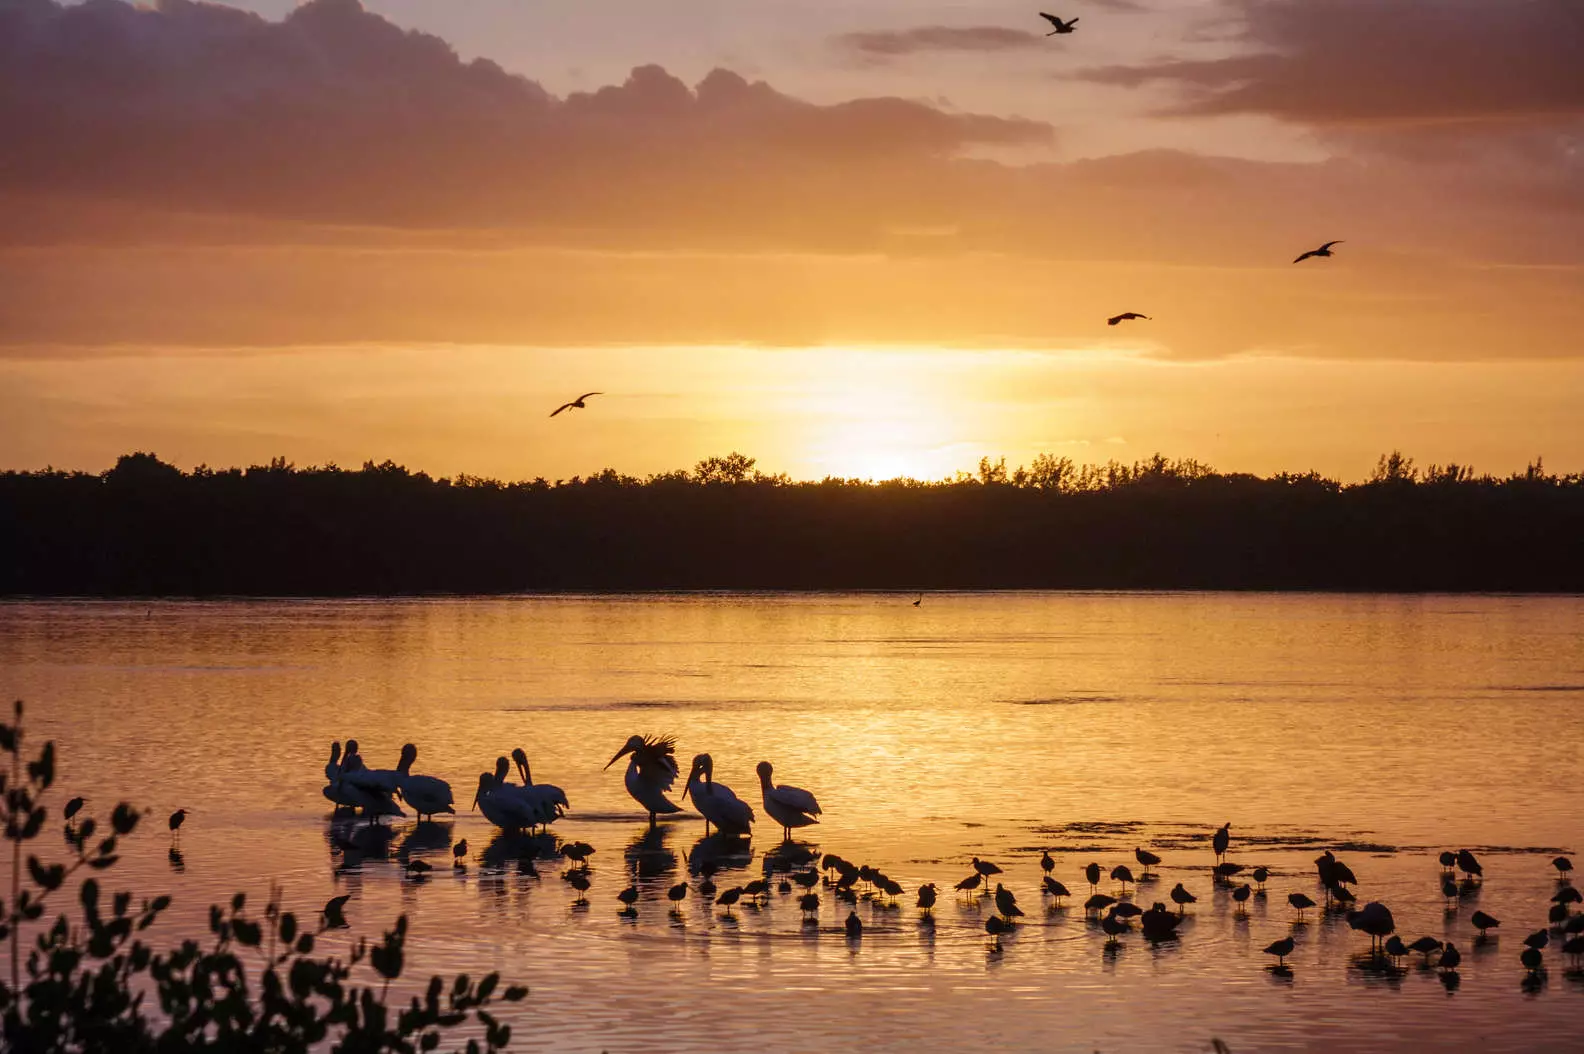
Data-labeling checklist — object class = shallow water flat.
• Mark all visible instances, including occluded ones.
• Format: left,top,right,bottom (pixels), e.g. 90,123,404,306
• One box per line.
3,593,1583,1052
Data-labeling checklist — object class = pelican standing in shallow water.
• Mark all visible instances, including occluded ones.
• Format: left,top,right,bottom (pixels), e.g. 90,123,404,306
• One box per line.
606,734,682,828
682,754,755,836
392,743,454,822
512,747,569,833
756,761,821,841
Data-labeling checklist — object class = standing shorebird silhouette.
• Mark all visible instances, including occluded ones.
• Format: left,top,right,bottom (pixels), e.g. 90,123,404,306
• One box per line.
757,761,821,841
1293,240,1343,263
549,391,603,417
1213,823,1231,864
168,808,187,848
1039,12,1078,34
605,734,682,828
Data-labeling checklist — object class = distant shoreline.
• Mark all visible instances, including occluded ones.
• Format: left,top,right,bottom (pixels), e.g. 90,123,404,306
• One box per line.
5,451,1583,595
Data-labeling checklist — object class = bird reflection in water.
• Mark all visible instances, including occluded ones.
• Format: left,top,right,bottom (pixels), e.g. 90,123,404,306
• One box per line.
626,823,677,880
687,832,753,877
480,830,548,874
397,820,453,859
167,846,184,872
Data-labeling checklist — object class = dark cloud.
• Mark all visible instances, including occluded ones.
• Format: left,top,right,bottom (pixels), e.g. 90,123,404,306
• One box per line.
0,0,1052,234
836,25,1045,57
1075,0,1584,127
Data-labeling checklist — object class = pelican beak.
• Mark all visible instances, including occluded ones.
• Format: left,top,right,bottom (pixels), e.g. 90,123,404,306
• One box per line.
470,792,479,812
604,746,633,771
682,779,692,802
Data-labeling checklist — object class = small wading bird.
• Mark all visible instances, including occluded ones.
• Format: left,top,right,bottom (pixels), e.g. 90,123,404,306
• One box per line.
917,883,938,916
1471,910,1500,937
1134,847,1161,877
1108,313,1151,326
1264,935,1295,969
682,753,755,836
973,857,1004,883
995,884,1024,923
1346,901,1395,954
846,911,863,938
606,735,682,828
1288,892,1316,921
756,761,822,841
168,808,187,847
1043,876,1071,903
667,882,688,914
1039,12,1078,34
1170,882,1197,915
1293,240,1343,264
1555,856,1574,878
549,391,602,417
1212,823,1231,865
1040,850,1055,875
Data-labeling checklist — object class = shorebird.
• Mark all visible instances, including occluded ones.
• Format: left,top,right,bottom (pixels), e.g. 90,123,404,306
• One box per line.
1170,883,1197,915
1141,903,1182,941
1134,847,1161,877
1040,850,1055,875
617,885,639,911
846,911,863,938
1252,866,1269,891
1521,946,1543,976
566,870,591,904
1442,875,1460,909
1108,313,1151,326
1043,877,1071,902
1408,936,1443,964
606,735,682,828
1439,942,1462,972
1039,12,1078,34
1288,892,1316,921
716,886,742,916
1471,910,1500,937
1232,883,1252,914
1085,893,1116,916
1555,856,1574,878
1100,911,1127,945
756,761,821,841
1456,849,1482,881
1212,823,1231,864
168,808,187,848
1085,862,1102,892
452,840,468,868
1346,901,1395,953
667,882,688,914
1263,936,1295,968
682,754,755,836
1438,850,1457,874
799,892,820,919
956,873,982,899
549,392,602,417
1293,240,1343,264
995,884,1025,922
973,857,1004,882
917,883,938,915
1111,864,1136,893
1384,935,1407,965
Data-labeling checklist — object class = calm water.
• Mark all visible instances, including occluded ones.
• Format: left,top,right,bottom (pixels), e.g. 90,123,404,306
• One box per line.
4,593,1584,1052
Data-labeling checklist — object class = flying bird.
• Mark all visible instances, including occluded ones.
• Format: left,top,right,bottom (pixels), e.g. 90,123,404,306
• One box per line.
1108,313,1151,326
1293,240,1343,264
549,392,603,417
1039,12,1079,34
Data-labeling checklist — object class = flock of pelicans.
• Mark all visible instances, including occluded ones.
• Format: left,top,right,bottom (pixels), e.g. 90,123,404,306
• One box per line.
320,737,1583,984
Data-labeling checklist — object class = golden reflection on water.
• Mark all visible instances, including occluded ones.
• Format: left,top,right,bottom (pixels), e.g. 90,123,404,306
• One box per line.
4,594,1584,1052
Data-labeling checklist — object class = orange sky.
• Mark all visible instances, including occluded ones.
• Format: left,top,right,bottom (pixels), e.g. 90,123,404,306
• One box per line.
2,0,1581,481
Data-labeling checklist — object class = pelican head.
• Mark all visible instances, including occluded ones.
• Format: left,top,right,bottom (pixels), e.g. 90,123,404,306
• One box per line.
756,760,773,783
328,742,341,764
511,747,531,785
470,772,493,811
682,753,714,800
398,743,418,774
494,756,511,785
345,739,360,758
605,734,646,771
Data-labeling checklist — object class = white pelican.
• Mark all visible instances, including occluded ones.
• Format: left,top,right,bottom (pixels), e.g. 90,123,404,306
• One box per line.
755,760,821,841
605,734,682,828
393,743,454,822
511,747,569,832
323,752,405,819
471,771,539,833
324,742,344,784
681,754,755,836
344,745,403,795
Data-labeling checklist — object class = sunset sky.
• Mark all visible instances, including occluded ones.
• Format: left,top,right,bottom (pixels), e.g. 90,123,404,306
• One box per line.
2,0,1581,481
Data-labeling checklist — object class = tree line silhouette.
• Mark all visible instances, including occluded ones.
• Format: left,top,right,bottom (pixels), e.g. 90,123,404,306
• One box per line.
3,450,1582,594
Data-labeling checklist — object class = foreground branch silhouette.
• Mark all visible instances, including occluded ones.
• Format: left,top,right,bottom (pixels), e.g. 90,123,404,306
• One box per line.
2,450,1582,593
0,700,527,1052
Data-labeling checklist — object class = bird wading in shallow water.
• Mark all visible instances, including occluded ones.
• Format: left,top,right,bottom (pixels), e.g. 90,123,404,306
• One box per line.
756,761,821,841
682,753,755,836
606,735,682,828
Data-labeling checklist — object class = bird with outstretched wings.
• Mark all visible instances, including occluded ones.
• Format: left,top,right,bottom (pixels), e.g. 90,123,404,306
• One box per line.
1293,240,1344,264
549,391,603,417
1040,12,1079,34
1107,312,1151,326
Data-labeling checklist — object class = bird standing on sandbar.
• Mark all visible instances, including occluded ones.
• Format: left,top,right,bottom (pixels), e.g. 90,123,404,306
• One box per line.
756,761,821,841
606,735,682,828
549,392,602,417
1293,240,1343,264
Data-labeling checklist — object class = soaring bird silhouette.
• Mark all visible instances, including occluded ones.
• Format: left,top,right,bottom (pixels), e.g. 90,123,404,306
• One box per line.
756,761,821,841
1108,313,1151,326
1039,12,1079,34
549,392,602,417
606,734,682,828
1293,240,1343,264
